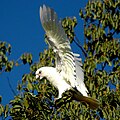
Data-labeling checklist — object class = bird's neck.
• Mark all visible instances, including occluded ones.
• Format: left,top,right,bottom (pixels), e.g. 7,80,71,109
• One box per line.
42,66,58,78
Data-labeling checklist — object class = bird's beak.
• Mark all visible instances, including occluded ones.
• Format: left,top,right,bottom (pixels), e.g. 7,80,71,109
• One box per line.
36,74,40,79
36,74,43,79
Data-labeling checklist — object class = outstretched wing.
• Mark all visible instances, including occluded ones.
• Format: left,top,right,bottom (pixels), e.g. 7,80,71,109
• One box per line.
40,5,88,96
40,5,76,87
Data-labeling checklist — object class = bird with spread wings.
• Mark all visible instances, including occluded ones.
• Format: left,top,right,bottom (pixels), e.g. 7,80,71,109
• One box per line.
36,5,99,109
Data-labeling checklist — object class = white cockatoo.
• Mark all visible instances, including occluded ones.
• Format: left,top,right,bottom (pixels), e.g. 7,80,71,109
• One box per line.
36,5,99,109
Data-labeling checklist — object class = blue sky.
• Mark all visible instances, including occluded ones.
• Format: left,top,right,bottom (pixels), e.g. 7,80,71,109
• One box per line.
0,0,88,106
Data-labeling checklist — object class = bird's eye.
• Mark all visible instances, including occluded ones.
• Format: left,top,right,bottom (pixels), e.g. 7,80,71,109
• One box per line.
39,71,42,74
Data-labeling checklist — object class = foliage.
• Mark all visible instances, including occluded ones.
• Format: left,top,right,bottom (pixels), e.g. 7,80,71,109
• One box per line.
0,0,120,119
0,42,13,72
0,41,33,73
62,17,77,43
80,0,120,119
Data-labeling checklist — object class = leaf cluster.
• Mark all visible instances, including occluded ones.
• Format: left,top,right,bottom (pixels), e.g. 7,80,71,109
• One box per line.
79,0,120,119
62,17,77,43
0,41,13,72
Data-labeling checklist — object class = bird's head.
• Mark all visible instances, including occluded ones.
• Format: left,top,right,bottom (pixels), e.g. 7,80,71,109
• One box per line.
36,66,56,81
35,67,54,80
35,67,46,79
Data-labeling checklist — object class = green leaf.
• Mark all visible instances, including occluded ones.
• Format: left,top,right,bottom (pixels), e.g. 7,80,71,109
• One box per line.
21,53,32,65
0,104,4,116
27,81,33,90
4,104,9,118
5,61,14,72
23,98,29,109
79,9,84,18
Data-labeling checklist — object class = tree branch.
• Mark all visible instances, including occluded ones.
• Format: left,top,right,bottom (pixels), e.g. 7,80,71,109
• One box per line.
73,36,87,57
7,77,16,96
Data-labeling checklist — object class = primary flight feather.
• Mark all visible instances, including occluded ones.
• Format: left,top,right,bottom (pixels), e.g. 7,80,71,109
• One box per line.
36,5,99,109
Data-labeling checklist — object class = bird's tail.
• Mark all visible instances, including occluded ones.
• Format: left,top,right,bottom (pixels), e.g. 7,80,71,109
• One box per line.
72,90,100,110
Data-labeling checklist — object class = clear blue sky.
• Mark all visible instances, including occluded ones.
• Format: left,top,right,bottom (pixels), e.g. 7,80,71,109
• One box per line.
0,0,88,107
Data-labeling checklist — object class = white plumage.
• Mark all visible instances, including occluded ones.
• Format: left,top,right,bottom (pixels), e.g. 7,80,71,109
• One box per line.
36,5,99,109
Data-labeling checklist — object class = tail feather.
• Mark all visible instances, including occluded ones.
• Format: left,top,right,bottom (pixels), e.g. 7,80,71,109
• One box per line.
73,90,100,110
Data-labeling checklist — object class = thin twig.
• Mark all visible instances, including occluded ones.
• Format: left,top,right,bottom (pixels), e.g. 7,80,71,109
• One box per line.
73,36,87,57
7,77,16,96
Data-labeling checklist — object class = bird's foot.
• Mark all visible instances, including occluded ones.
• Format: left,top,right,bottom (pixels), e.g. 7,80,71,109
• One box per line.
54,97,59,102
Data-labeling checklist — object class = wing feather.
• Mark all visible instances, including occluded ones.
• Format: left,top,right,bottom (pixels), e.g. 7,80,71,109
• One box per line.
40,5,88,96
40,5,76,86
